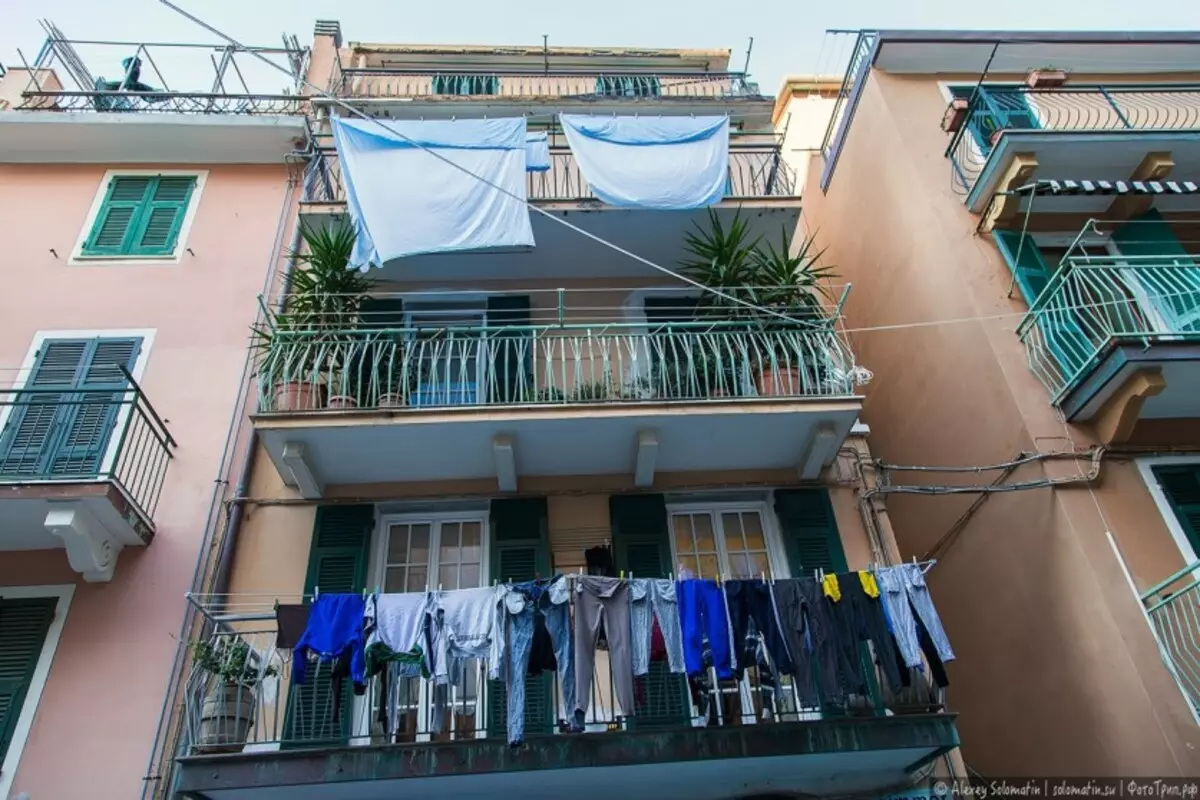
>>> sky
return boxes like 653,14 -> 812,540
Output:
3,0 -> 1198,97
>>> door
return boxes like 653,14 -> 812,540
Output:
1111,210 -> 1200,334
406,308 -> 485,407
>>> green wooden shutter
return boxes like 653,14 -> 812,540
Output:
1155,465 -> 1200,557
774,489 -> 848,576
486,296 -> 531,404
0,597 -> 57,764
611,493 -> 689,729
131,177 -> 195,255
1112,209 -> 1200,332
83,177 -> 154,255
487,497 -> 552,739
0,338 -> 139,477
356,296 -> 406,400
283,504 -> 374,748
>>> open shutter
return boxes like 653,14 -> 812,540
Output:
486,295 -> 532,404
487,498 -> 552,739
611,493 -> 689,729
83,177 -> 153,255
1155,466 -> 1200,557
131,176 -> 195,255
0,597 -> 57,764
49,338 -> 141,476
774,489 -> 848,576
1112,209 -> 1200,332
283,505 -> 373,748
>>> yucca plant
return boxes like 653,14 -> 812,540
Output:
747,227 -> 837,328
679,208 -> 761,320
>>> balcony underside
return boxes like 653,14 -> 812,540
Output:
0,480 -> 154,549
255,399 -> 862,495
1060,339 -> 1200,421
967,130 -> 1200,213
325,95 -> 774,124
175,713 -> 957,800
296,204 -> 800,283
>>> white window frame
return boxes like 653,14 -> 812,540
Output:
0,584 -> 75,800
0,329 -> 156,479
354,509 -> 491,744
665,500 -> 788,579
69,169 -> 208,266
1136,455 -> 1200,568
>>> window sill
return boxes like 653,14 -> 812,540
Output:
70,253 -> 182,266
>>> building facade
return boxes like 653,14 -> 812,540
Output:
807,30 -> 1200,774
149,20 -> 962,800
0,33 -> 307,799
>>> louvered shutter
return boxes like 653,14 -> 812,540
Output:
283,505 -> 373,748
0,597 -> 57,764
83,177 -> 153,255
611,493 -> 689,729
50,338 -> 141,476
1156,466 -> 1200,557
774,489 -> 848,576
131,177 -> 195,255
487,498 -> 552,739
486,295 -> 531,404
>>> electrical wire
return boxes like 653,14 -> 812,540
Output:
156,0 -> 819,329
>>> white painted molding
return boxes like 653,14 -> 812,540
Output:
281,442 -> 323,499
634,429 -> 659,488
493,435 -> 517,493
43,507 -> 120,582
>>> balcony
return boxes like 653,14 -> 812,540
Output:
1018,254 -> 1200,422
172,596 -> 957,799
944,84 -> 1200,209
0,375 -> 175,581
251,298 -> 862,495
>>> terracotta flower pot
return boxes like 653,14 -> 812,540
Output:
1025,69 -> 1067,89
379,392 -> 406,408
326,395 -> 359,410
756,367 -> 802,397
941,97 -> 970,133
273,380 -> 323,411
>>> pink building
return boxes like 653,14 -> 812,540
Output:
0,31 -> 307,799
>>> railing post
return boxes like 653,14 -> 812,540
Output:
557,288 -> 566,327
1098,87 -> 1133,129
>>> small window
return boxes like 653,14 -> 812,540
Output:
80,174 -> 197,258
431,74 -> 499,96
596,75 -> 661,97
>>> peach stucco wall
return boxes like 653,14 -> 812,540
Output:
802,69 -> 1200,775
0,163 -> 293,799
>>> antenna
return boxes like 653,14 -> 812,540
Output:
543,34 -> 550,74
742,36 -> 754,76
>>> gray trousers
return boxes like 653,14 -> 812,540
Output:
573,576 -> 635,720
630,578 -> 686,675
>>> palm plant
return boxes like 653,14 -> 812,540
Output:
747,226 -> 837,328
680,208 -> 760,319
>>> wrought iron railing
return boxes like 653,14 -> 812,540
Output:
946,84 -> 1200,195
17,90 -> 306,115
336,70 -> 761,100
1017,254 -> 1200,402
302,141 -> 797,204
177,593 -> 943,757
818,30 -> 877,191
1142,562 -> 1200,714
0,375 -> 176,522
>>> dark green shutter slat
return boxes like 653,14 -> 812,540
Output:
488,498 -> 551,739
774,489 -> 848,576
83,175 -> 194,257
0,341 -> 88,476
0,597 -> 57,764
486,295 -> 531,404
283,504 -> 373,748
1156,466 -> 1200,557
611,493 -> 689,729
133,177 -> 195,255
84,177 -> 152,255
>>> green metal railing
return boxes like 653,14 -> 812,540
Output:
1017,254 -> 1200,402
1142,562 -> 1200,713
256,320 -> 858,413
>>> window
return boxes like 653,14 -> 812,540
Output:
0,597 -> 56,766
406,306 -> 486,407
0,337 -> 141,478
670,506 -> 781,579
1155,464 -> 1200,558
596,75 -> 661,97
79,173 -> 198,259
948,85 -> 1039,155
431,74 -> 499,95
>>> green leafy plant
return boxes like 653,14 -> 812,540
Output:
747,226 -> 837,327
191,638 -> 277,687
570,377 -> 620,402
680,208 -> 761,320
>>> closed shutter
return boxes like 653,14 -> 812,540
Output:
0,338 -> 140,477
82,175 -> 195,257
774,489 -> 848,576
283,505 -> 374,748
0,597 -> 57,764
1156,465 -> 1200,557
487,497 -> 552,739
611,493 -> 689,729
486,295 -> 531,404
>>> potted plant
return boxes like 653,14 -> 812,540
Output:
191,637 -> 277,754
941,96 -> 970,133
1026,66 -> 1067,89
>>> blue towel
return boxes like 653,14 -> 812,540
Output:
293,593 -> 366,687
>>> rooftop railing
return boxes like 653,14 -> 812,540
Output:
1017,254 -> 1200,401
334,69 -> 762,100
0,371 -> 176,522
946,84 -> 1200,195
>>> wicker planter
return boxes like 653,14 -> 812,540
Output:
1025,69 -> 1066,89
195,683 -> 256,754
941,97 -> 970,133
273,380 -> 323,411
756,367 -> 802,397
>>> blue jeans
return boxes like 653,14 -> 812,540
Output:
503,577 -> 576,745
876,565 -> 955,668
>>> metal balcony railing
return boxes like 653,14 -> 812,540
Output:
1017,254 -> 1200,402
335,70 -> 762,100
302,139 -> 798,204
18,90 -> 306,115
1142,562 -> 1200,714
177,593 -> 943,757
0,374 -> 176,521
946,84 -> 1200,194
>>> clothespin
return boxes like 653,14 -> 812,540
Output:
437,583 -> 443,592
314,585 -> 319,600
619,570 -> 624,580
669,572 -> 674,581
760,571 -> 766,584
